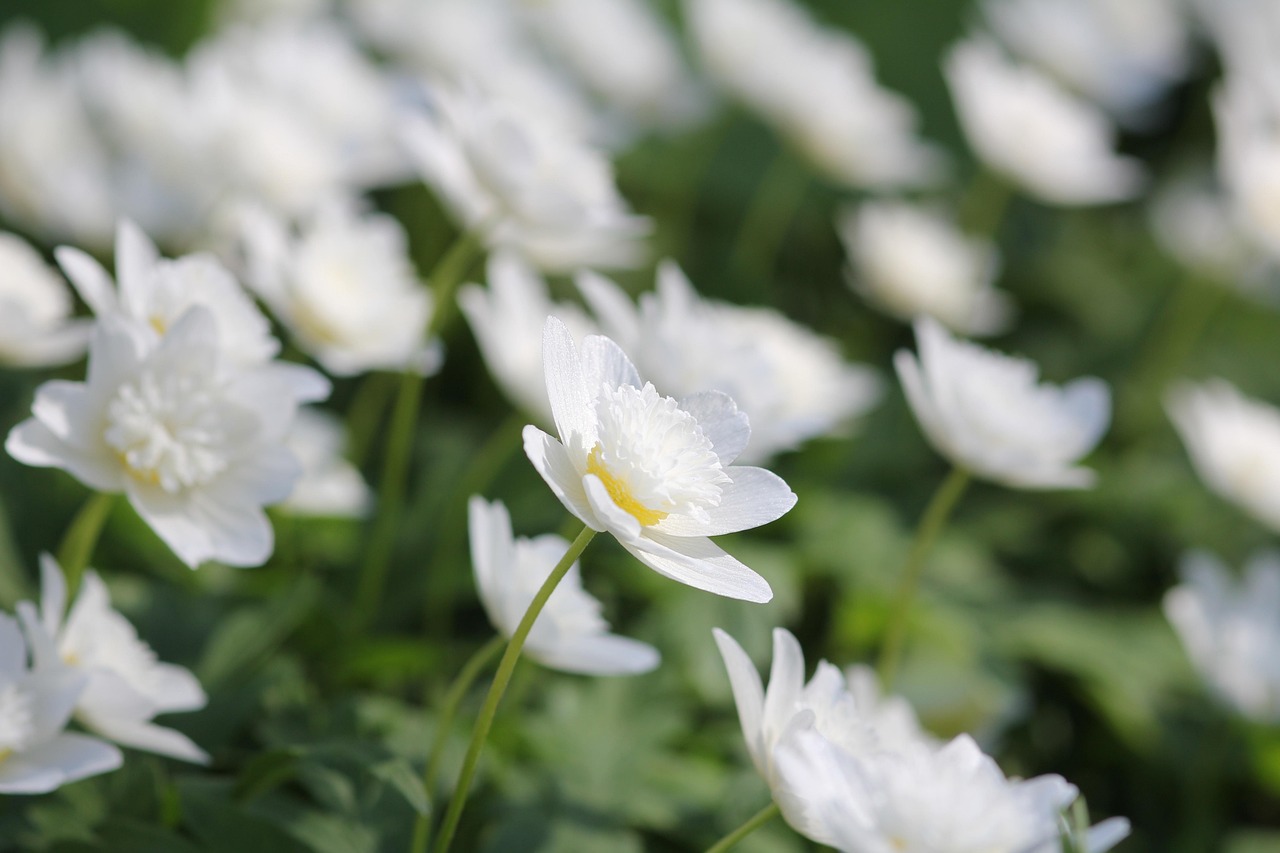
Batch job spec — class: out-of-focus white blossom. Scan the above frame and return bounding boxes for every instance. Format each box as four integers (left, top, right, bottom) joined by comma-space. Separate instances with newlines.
578, 262, 881, 463
686, 0, 943, 189
1214, 78, 1280, 261
1165, 549, 1280, 723
944, 37, 1144, 206
458, 252, 597, 426
469, 497, 659, 675
1167, 379, 1280, 533
896, 317, 1111, 489
0, 613, 121, 794
1148, 172, 1265, 285
402, 86, 649, 272
524, 317, 796, 603
837, 201, 1012, 336
238, 201, 438, 377
983, 0, 1190, 121
0, 232, 90, 367
19, 556, 208, 763
281, 409, 371, 518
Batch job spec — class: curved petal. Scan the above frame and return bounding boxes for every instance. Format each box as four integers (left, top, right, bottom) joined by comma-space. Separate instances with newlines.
126, 480, 274, 569
0, 614, 25, 679
1059, 376, 1111, 455
86, 716, 209, 764
543, 316, 595, 448
148, 663, 206, 714
712, 627, 766, 774
23, 733, 123, 786
3, 320, 90, 368
115, 220, 160, 308
678, 391, 751, 466
523, 426, 597, 529
37, 553, 67, 637
583, 474, 643, 542
763, 628, 807, 745
654, 466, 795, 536
624, 531, 773, 603
531, 632, 660, 676
55, 246, 118, 317
580, 333, 642, 395
894, 348, 950, 462
575, 271, 641, 348
5, 418, 122, 492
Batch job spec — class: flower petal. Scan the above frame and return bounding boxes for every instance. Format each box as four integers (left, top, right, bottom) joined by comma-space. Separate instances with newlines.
678, 391, 751, 466
624, 531, 773, 602
583, 474, 643, 542
575, 270, 640, 348
523, 426, 598, 529
531, 632, 661, 676
712, 627, 767, 774
580, 333, 642, 395
763, 628, 806, 744
5, 418, 121, 492
655, 466, 795, 536
87, 717, 209, 764
37, 553, 67, 638
55, 246, 118, 317
20, 733, 123, 787
543, 315, 596, 449
0, 614, 25, 680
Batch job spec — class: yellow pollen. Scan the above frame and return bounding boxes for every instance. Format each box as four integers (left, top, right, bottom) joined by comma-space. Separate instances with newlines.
149, 315, 167, 335
586, 446, 667, 526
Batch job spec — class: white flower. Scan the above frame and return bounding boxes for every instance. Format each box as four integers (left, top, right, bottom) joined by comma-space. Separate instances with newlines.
6, 308, 328, 568
773, 729, 1130, 853
837, 201, 1013, 336
237, 201, 439, 377
983, 0, 1190, 121
0, 613, 121, 794
1166, 379, 1280, 532
458, 252, 597, 426
895, 317, 1111, 489
57, 220, 280, 370
469, 496, 659, 675
523, 316, 796, 603
402, 85, 650, 272
686, 0, 942, 189
1148, 172, 1265, 285
0, 232, 91, 367
944, 37, 1144, 206
17, 555, 208, 762
280, 408, 371, 518
1214, 78, 1280, 261
713, 627, 932, 844
1165, 549, 1280, 723
578, 262, 881, 463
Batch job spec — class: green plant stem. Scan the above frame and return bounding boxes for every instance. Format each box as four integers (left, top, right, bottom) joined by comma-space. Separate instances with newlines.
432, 525, 597, 853
0, 491, 29, 608
350, 230, 487, 633
877, 467, 970, 691
55, 492, 115, 597
729, 152, 809, 282
410, 635, 505, 853
959, 169, 1014, 240
346, 372, 398, 469
705, 802, 781, 853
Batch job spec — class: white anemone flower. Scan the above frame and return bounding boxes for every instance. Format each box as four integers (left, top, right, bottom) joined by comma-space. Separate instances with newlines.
280, 408, 371, 518
1148, 172, 1265, 286
0, 232, 91, 367
1165, 549, 1280, 723
0, 613, 121, 794
774, 729, 1130, 853
895, 317, 1111, 489
56, 220, 279, 370
1167, 380, 1280, 533
6, 308, 329, 568
944, 37, 1144, 206
578, 262, 881, 463
713, 627, 932, 843
469, 496, 659, 675
458, 252, 597, 426
401, 85, 650, 272
686, 0, 943, 189
1214, 78, 1280, 261
522, 316, 796, 603
237, 201, 439, 377
18, 555, 207, 762
837, 201, 1013, 337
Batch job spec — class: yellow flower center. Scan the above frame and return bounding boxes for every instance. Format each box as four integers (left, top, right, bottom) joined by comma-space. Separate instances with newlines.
587, 445, 668, 526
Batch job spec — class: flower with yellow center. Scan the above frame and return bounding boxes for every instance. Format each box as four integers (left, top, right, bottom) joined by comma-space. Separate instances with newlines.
522, 316, 797, 602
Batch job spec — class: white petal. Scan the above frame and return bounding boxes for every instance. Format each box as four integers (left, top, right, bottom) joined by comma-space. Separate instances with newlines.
148, 663, 206, 714
624, 531, 773, 602
208, 446, 303, 509
3, 320, 91, 368
580, 334, 642, 395
468, 495, 511, 634
0, 614, 25, 679
543, 316, 596, 449
87, 717, 209, 764
126, 481, 274, 569
523, 426, 598, 529
1060, 376, 1111, 454
55, 246, 118, 317
531, 633, 661, 676
678, 391, 751, 466
583, 474, 643, 541
575, 270, 640, 346
38, 553, 66, 637
1084, 817, 1132, 853
115, 220, 160, 306
0, 760, 64, 794
712, 628, 767, 774
763, 628, 806, 745
655, 466, 795, 536
894, 348, 950, 460
21, 733, 123, 786
15, 602, 59, 672
30, 669, 89, 742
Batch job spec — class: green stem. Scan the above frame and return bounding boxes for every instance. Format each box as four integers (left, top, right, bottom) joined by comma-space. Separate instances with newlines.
959, 169, 1013, 240
877, 467, 970, 691
346, 372, 398, 469
729, 152, 809, 283
432, 525, 597, 853
55, 492, 114, 597
705, 802, 781, 853
410, 635, 505, 853
0, 490, 29, 608
426, 227, 488, 341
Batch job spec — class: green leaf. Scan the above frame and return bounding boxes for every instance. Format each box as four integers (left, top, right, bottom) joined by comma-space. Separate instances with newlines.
368, 758, 431, 817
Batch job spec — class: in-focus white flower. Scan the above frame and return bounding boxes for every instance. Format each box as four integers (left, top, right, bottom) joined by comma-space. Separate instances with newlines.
402, 85, 650, 272
18, 555, 207, 762
1165, 549, 1280, 723
983, 0, 1190, 121
280, 408, 371, 518
895, 317, 1111, 489
523, 317, 796, 602
458, 252, 597, 426
0, 232, 91, 367
578, 262, 881, 463
469, 496, 659, 675
774, 728, 1130, 853
6, 308, 328, 568
837, 201, 1013, 336
713, 627, 932, 842
1214, 78, 1280, 261
0, 613, 121, 794
1167, 379, 1280, 532
57, 220, 279, 370
686, 0, 943, 189
238, 201, 438, 377
944, 37, 1144, 206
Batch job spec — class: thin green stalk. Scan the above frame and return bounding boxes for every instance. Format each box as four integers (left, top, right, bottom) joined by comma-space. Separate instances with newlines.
877, 467, 970, 691
959, 169, 1013, 239
346, 372, 398, 469
729, 152, 809, 283
410, 635, 505, 853
432, 525, 597, 853
0, 491, 29, 608
55, 492, 114, 597
705, 802, 781, 853
425, 228, 488, 341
